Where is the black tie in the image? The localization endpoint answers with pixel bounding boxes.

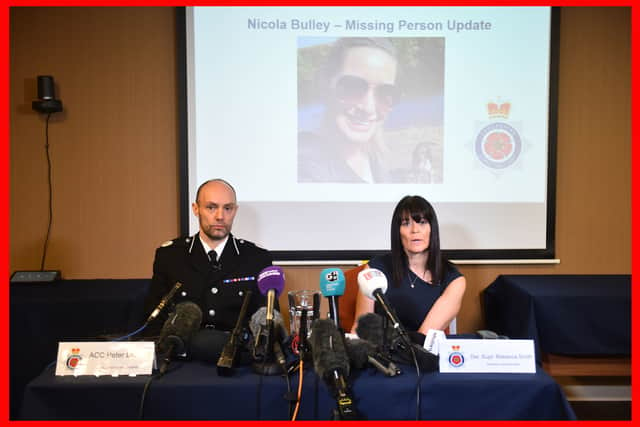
[208,250,220,270]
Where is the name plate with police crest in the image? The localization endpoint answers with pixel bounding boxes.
[439,339,536,373]
[55,341,155,376]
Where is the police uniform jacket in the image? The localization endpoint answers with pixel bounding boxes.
[145,232,273,335]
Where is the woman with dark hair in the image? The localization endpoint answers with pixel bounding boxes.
[351,195,466,335]
[298,37,398,183]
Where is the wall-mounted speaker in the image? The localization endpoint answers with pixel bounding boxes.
[32,75,63,113]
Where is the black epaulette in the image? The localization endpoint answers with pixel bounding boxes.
[157,235,192,250]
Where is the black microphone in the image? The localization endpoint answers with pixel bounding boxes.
[357,268,411,347]
[345,337,401,377]
[249,307,287,375]
[357,312,438,372]
[355,313,386,347]
[297,309,310,360]
[146,281,183,325]
[309,319,361,420]
[156,301,202,376]
[217,290,253,376]
[319,268,345,330]
[343,337,372,369]
[366,350,402,376]
[351,313,401,376]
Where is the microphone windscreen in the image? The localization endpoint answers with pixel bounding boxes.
[355,313,385,347]
[249,307,285,338]
[257,266,285,297]
[309,319,350,379]
[157,301,203,355]
[249,307,287,362]
[190,328,230,363]
[160,335,186,356]
[357,268,388,300]
[319,268,346,297]
[344,338,375,370]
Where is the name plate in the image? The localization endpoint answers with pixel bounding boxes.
[55,341,155,377]
[439,339,536,373]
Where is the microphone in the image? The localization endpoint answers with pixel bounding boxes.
[298,310,309,357]
[146,281,183,325]
[356,312,438,372]
[343,337,372,369]
[216,290,253,376]
[309,319,361,420]
[156,301,202,376]
[249,307,288,375]
[355,312,387,348]
[344,338,401,376]
[357,268,411,346]
[350,312,401,376]
[257,266,285,361]
[319,268,345,329]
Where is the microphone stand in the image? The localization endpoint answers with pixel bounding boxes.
[253,344,286,375]
[217,291,252,376]
[297,310,313,362]
[301,291,319,362]
[253,323,287,376]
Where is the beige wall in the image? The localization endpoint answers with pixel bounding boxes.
[10,7,631,333]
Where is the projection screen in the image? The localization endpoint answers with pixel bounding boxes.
[179,6,559,261]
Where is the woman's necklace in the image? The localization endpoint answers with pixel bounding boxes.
[408,270,423,288]
[408,269,432,288]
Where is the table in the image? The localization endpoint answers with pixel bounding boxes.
[21,361,576,420]
[483,275,631,376]
[483,275,630,356]
[10,279,150,419]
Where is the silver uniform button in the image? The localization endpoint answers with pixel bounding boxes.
[238,291,244,296]
[181,291,187,297]
[211,287,218,294]
[208,309,216,317]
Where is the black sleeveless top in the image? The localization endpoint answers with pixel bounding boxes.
[368,253,463,331]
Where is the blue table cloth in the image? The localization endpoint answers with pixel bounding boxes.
[21,361,575,420]
[483,275,630,356]
[10,279,150,419]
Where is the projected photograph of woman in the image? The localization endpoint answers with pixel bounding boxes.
[297,37,445,183]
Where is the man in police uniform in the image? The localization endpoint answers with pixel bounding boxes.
[144,179,273,335]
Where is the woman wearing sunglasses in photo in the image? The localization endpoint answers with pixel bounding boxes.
[298,37,398,183]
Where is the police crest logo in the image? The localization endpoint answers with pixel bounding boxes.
[448,345,465,368]
[65,348,83,369]
[474,101,522,169]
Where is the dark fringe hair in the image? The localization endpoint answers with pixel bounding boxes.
[390,195,446,288]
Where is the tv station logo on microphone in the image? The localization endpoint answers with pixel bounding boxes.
[448,345,465,368]
[473,100,523,170]
[325,271,339,282]
[361,269,384,280]
[258,267,282,281]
